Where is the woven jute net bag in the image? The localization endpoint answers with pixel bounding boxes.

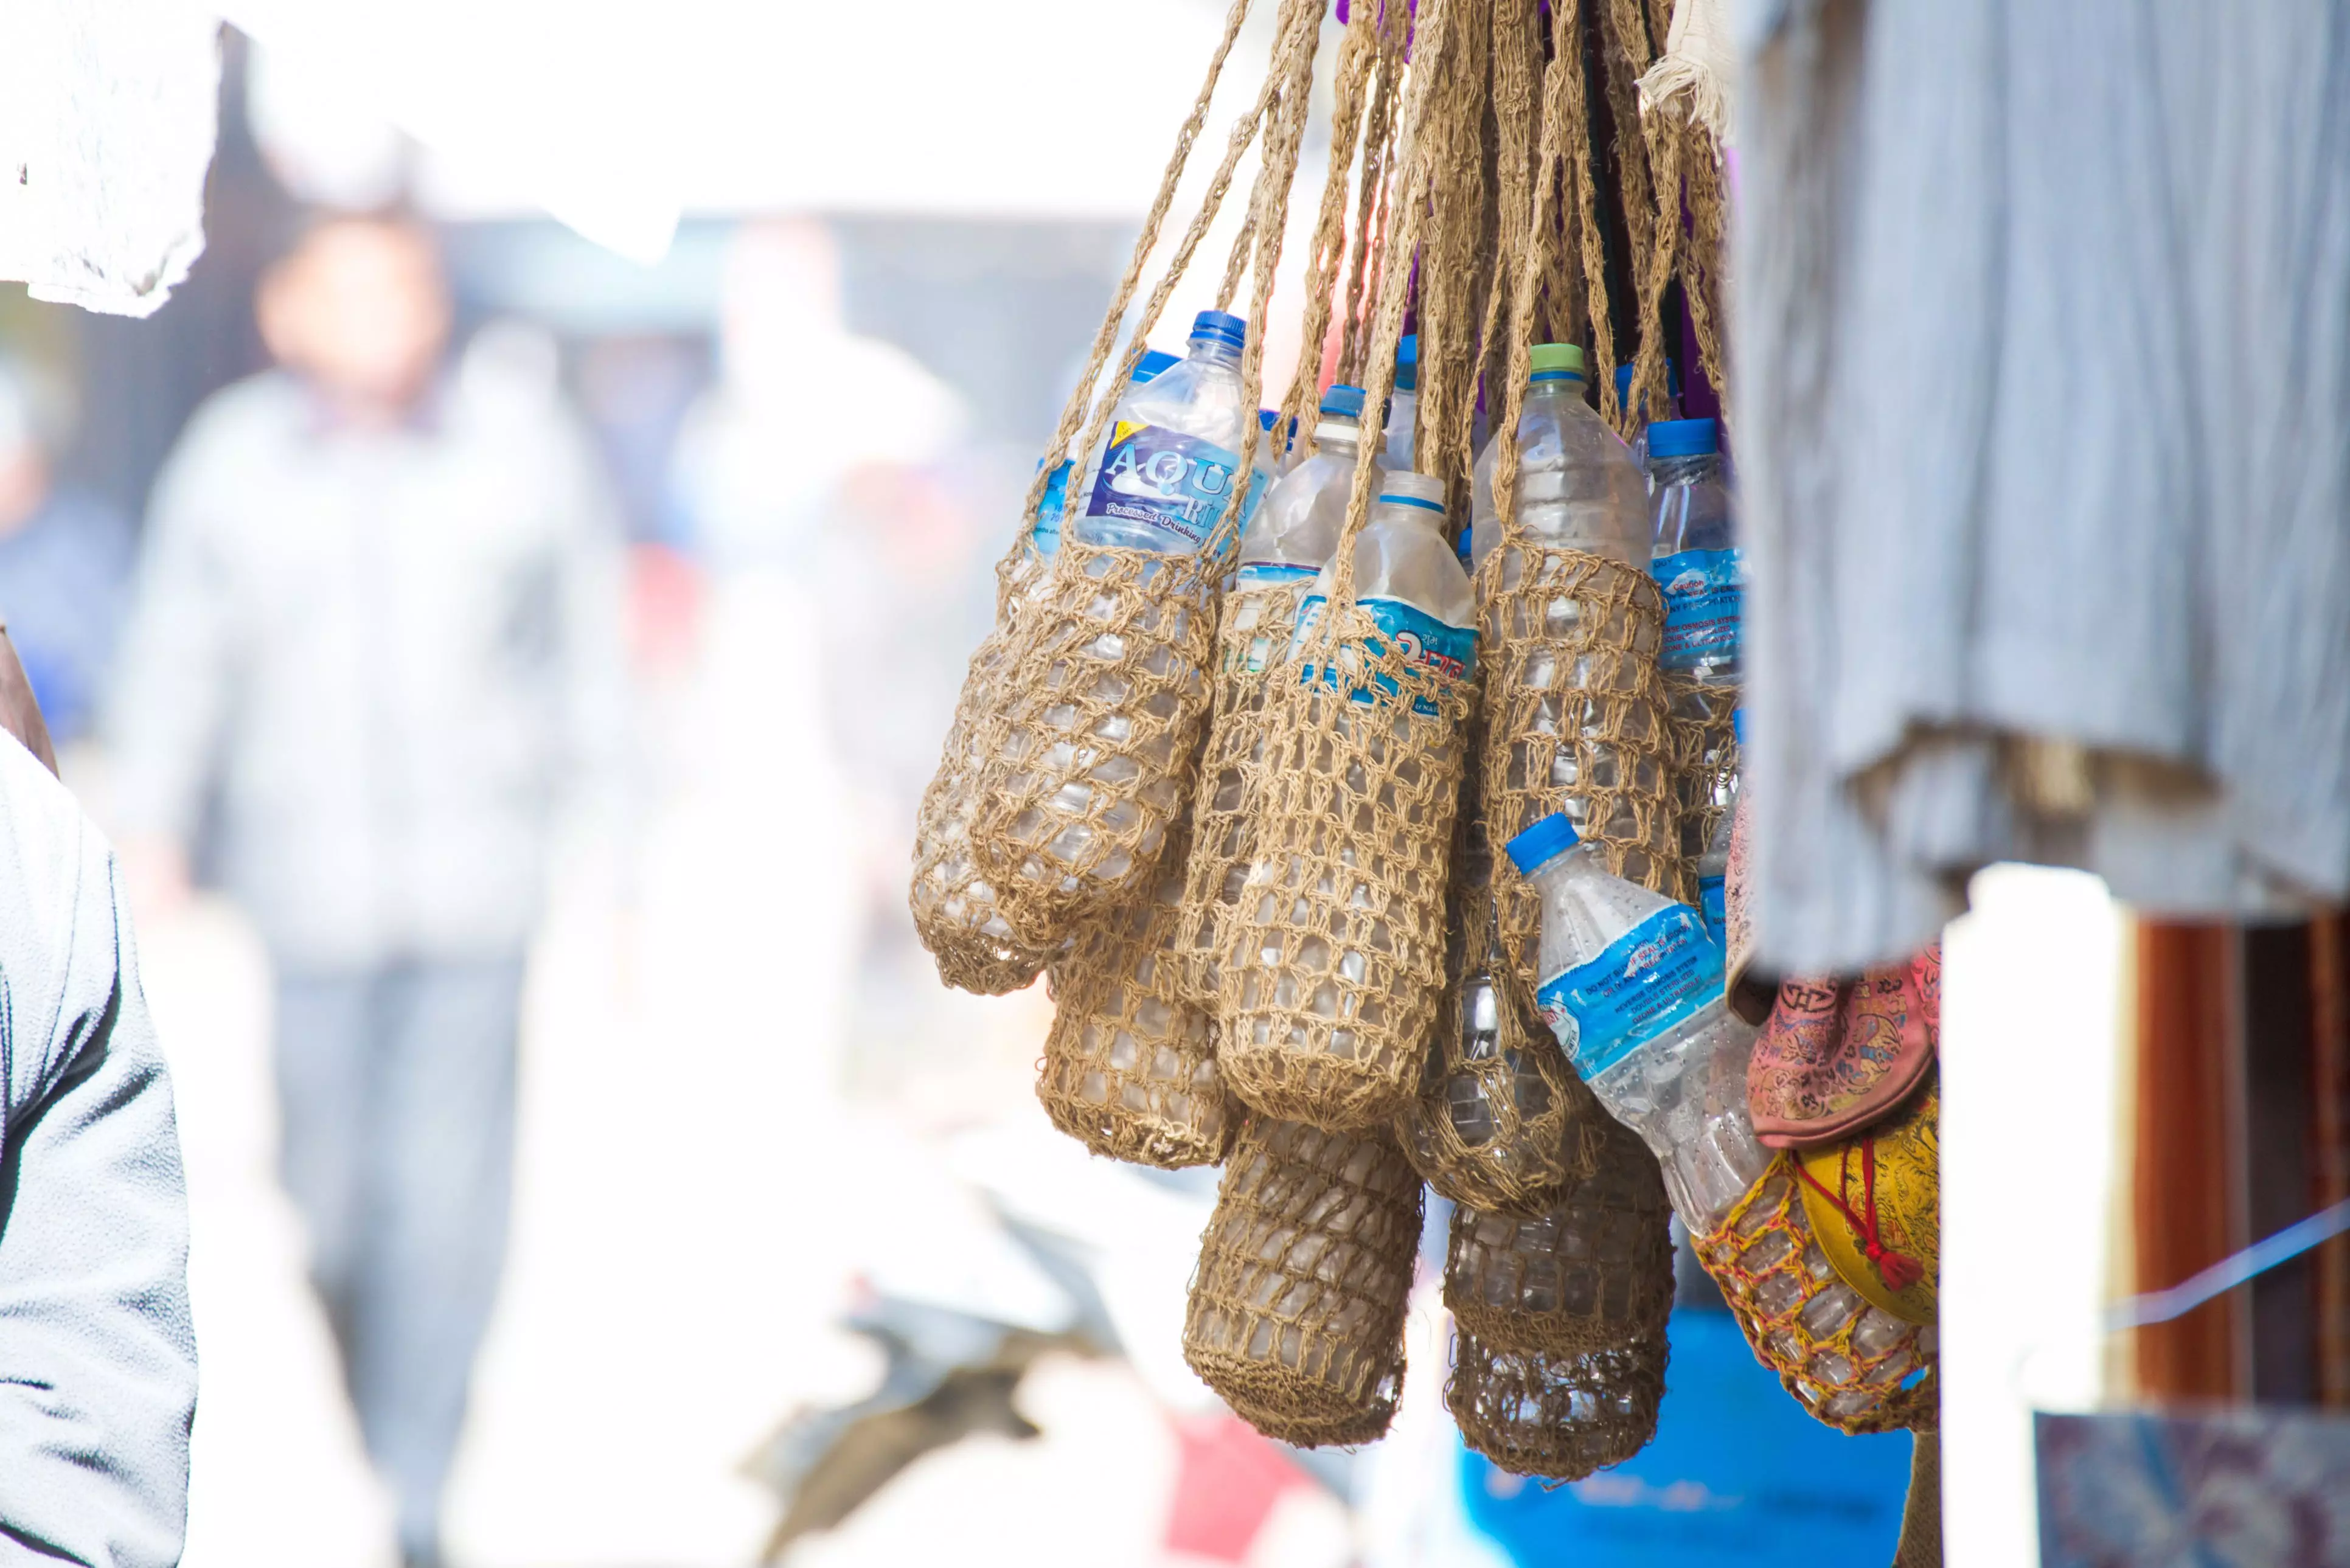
[1038,824,1234,1169]
[1442,1115,1674,1355]
[1169,579,1311,1008]
[1475,541,1681,980]
[1694,1156,1938,1435]
[1664,673,1739,904]
[968,540,1222,948]
[1183,1116,1423,1445]
[909,550,1064,994]
[1447,1327,1667,1480]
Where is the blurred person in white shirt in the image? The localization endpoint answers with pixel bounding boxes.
[108,212,625,1568]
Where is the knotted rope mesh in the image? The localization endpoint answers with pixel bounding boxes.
[1172,580,1309,1009]
[1038,825,1234,1169]
[1183,1116,1424,1445]
[1447,1327,1667,1480]
[1665,676,1739,903]
[1476,543,1682,981]
[1696,1157,1938,1435]
[1442,1115,1675,1355]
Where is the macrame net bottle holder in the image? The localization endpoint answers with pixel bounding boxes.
[1442,1117,1675,1355]
[1664,673,1740,904]
[1038,825,1233,1169]
[1397,900,1597,1212]
[1183,1115,1423,1445]
[968,538,1220,949]
[1447,1327,1666,1480]
[909,550,1065,994]
[1475,542,1681,980]
[1170,580,1310,1008]
[1218,602,1474,1130]
[1696,1156,1938,1435]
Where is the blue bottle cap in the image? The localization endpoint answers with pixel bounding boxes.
[1615,360,1683,404]
[1319,383,1368,418]
[1259,409,1279,432]
[1732,707,1747,746]
[1192,310,1248,350]
[1133,349,1180,382]
[1504,813,1580,875]
[1395,333,1420,392]
[1647,418,1720,459]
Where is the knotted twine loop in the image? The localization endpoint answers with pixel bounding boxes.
[1183,1115,1424,1446]
[1037,822,1236,1169]
[1336,4,1409,386]
[1695,1156,1939,1435]
[1442,1112,1675,1353]
[965,0,1330,940]
[1448,1325,1668,1480]
[1664,673,1738,903]
[1550,0,1624,429]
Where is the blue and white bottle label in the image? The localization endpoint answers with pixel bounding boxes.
[1290,592,1476,715]
[1651,546,1742,670]
[1534,904,1725,1078]
[1084,421,1268,552]
[1698,875,1727,949]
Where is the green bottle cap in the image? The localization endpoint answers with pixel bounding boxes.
[1529,343,1586,380]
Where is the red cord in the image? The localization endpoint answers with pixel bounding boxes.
[1795,1139,1925,1294]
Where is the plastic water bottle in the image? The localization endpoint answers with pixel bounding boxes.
[1030,350,1178,562]
[1469,343,1650,574]
[1382,333,1419,471]
[1505,811,1768,1233]
[1646,418,1738,684]
[1694,709,1741,948]
[1073,310,1268,556]
[1226,384,1376,675]
[1290,471,1478,715]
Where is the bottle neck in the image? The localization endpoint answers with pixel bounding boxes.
[1189,334,1244,369]
[1375,496,1450,536]
[1312,415,1362,453]
[1652,451,1723,485]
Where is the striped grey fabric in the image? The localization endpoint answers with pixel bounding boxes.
[1733,0,2350,971]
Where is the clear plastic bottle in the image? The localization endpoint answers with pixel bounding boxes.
[1645,417,1739,684]
[1227,384,1375,675]
[1504,811,1768,1233]
[1072,310,1268,556]
[1291,471,1478,690]
[1694,709,1741,948]
[1470,343,1650,574]
[1030,350,1178,563]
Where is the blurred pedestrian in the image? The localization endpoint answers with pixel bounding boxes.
[0,355,136,749]
[108,211,624,1568]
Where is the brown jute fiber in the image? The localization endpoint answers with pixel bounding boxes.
[1697,1158,1938,1435]
[908,548,1062,994]
[1476,542,1682,983]
[1442,1116,1674,1355]
[1183,1117,1422,1445]
[1038,826,1234,1170]
[1894,1429,1944,1567]
[1447,1327,1666,1480]
[1171,580,1310,1009]
[969,539,1220,945]
[1665,674,1739,904]
[1397,935,1596,1212]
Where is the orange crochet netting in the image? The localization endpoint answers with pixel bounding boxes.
[908,549,1063,994]
[1038,825,1234,1169]
[1663,673,1738,906]
[969,538,1220,948]
[1183,1116,1422,1445]
[1442,1117,1674,1355]
[1170,580,1310,1009]
[1476,544,1681,984]
[1217,603,1476,1130]
[1696,1156,1938,1435]
[1447,1325,1666,1480]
